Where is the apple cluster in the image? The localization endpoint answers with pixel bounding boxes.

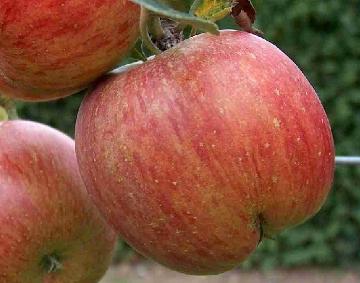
[0,1,335,281]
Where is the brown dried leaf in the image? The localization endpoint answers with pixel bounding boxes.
[231,0,256,23]
[231,0,263,35]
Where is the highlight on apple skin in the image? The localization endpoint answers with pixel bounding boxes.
[0,120,116,282]
[0,0,140,101]
[75,30,335,275]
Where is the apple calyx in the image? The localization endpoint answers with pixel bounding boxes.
[256,213,278,244]
[0,95,18,121]
[41,254,63,274]
[153,18,184,51]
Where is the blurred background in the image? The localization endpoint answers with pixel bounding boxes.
[17,0,360,282]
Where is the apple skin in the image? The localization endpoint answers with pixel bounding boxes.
[0,0,139,101]
[75,31,335,275]
[0,120,116,282]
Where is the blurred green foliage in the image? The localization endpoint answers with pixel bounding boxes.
[17,91,84,137]
[18,0,360,269]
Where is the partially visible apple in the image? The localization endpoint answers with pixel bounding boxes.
[75,30,334,275]
[0,120,116,282]
[0,0,139,101]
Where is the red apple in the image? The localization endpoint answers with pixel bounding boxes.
[75,30,335,275]
[0,0,139,101]
[0,120,116,282]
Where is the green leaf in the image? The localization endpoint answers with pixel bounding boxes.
[165,0,189,11]
[131,0,219,34]
[129,39,149,62]
[193,0,232,22]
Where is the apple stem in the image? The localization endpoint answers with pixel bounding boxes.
[0,95,18,121]
[140,7,162,55]
[189,27,198,37]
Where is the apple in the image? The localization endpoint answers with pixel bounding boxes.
[0,120,116,282]
[0,0,139,101]
[75,30,335,275]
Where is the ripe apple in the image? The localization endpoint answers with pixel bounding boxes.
[0,0,139,101]
[75,30,335,275]
[0,120,116,282]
